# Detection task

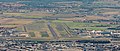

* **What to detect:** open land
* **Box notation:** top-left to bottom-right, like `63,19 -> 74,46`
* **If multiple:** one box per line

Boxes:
0,0 -> 119,41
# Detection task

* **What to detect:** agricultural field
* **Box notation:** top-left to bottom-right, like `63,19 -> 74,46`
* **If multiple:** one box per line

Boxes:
81,16 -> 110,20
0,18 -> 33,28
3,11 -> 85,19
3,11 -> 54,18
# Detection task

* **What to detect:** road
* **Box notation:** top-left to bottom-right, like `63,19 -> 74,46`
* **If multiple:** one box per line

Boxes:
47,22 -> 58,39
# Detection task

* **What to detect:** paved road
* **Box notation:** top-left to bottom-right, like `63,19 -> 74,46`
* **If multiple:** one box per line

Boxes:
47,22 -> 58,39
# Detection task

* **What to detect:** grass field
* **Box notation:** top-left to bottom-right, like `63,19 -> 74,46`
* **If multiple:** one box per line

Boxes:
41,32 -> 49,37
50,20 -> 118,31
25,21 -> 46,31
15,20 -> 53,39
29,32 -> 35,37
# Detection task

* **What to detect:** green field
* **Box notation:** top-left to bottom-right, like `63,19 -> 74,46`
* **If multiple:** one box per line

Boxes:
51,20 -> 107,30
41,32 -> 49,37
29,32 -> 35,37
25,20 -> 46,31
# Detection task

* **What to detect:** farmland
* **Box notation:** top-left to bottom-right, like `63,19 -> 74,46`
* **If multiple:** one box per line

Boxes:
3,12 -> 54,18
